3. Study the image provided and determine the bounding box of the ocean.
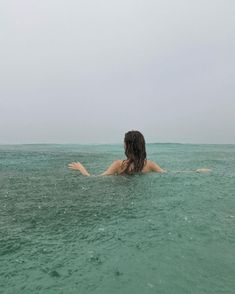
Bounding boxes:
[0,143,234,294]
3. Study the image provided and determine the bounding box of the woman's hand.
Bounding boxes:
[68,162,90,176]
[68,162,83,170]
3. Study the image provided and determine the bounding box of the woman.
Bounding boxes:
[68,130,210,176]
[68,130,166,176]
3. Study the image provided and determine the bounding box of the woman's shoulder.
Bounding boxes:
[142,160,153,172]
[111,160,125,170]
[146,160,154,166]
[114,159,128,173]
[113,159,124,165]
[145,160,165,173]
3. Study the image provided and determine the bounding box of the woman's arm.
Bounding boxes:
[171,168,212,173]
[149,161,166,173]
[148,161,211,174]
[68,160,121,176]
[99,160,122,176]
[68,162,90,176]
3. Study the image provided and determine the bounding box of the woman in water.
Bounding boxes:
[68,130,165,176]
[68,130,210,176]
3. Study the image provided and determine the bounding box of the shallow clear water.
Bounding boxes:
[0,144,234,294]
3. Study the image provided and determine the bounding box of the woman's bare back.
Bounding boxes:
[115,159,166,175]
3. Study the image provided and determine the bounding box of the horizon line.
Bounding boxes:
[0,142,235,146]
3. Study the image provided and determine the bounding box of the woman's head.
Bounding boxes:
[122,130,147,174]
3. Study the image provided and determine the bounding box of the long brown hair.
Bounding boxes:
[121,130,147,174]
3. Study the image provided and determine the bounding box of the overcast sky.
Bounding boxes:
[0,0,234,144]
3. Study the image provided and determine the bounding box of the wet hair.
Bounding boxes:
[121,130,147,174]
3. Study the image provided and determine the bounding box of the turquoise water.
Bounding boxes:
[0,144,234,294]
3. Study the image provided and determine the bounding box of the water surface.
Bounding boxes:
[0,144,234,293]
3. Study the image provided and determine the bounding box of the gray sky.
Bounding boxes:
[0,0,234,144]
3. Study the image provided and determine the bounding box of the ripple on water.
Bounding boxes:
[0,144,235,294]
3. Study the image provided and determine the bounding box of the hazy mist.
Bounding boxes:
[0,0,234,144]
